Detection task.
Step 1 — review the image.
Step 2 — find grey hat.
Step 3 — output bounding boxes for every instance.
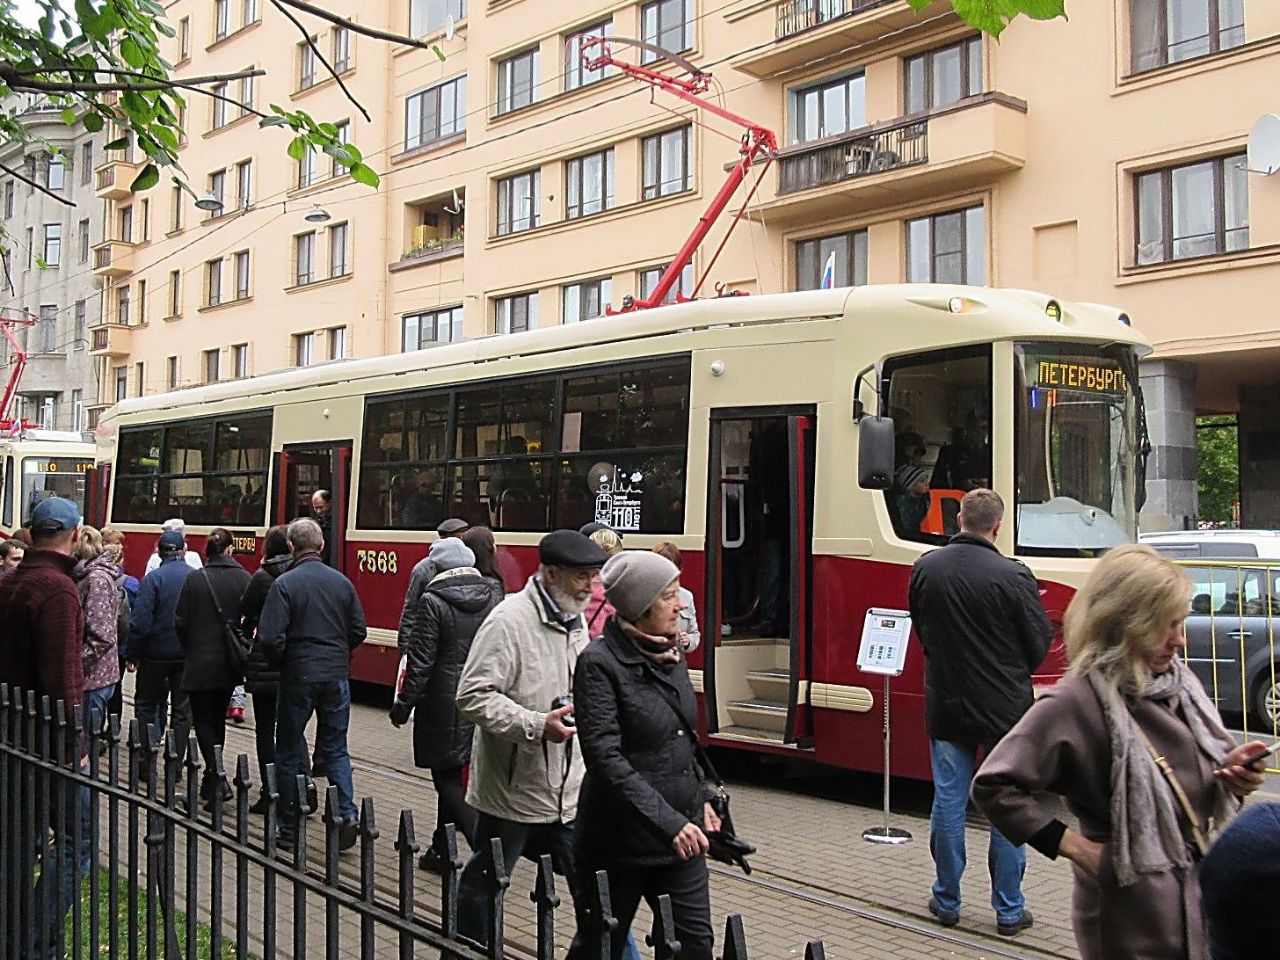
[436,517,470,537]
[430,536,475,572]
[601,551,680,622]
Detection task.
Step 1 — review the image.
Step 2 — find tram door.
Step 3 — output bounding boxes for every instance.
[704,409,815,747]
[273,442,352,573]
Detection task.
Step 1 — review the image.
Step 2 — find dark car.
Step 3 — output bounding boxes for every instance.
[1181,561,1280,731]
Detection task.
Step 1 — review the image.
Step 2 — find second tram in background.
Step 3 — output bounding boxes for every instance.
[0,429,95,539]
[91,284,1148,779]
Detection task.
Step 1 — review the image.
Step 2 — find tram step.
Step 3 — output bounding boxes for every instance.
[715,725,787,746]
[745,668,790,700]
[726,698,788,733]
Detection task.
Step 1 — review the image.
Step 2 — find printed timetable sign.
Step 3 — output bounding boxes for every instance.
[856,609,912,676]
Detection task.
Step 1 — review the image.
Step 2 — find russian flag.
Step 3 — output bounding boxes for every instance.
[820,251,837,289]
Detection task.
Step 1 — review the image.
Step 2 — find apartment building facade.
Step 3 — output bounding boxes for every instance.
[0,95,103,432]
[73,0,1280,530]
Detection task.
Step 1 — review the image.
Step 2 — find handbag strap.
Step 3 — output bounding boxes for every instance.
[1133,722,1210,859]
[199,568,232,624]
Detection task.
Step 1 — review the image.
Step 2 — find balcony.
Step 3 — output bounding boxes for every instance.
[759,93,1027,223]
[95,159,144,200]
[735,0,952,78]
[89,323,132,357]
[24,351,67,384]
[91,239,137,279]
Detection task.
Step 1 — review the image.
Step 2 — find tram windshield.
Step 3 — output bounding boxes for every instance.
[20,456,92,526]
[1014,342,1142,556]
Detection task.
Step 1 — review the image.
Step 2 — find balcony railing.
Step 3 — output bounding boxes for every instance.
[776,0,896,39]
[778,116,928,194]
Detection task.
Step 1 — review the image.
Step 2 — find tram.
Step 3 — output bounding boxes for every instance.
[93,285,1148,778]
[0,430,95,538]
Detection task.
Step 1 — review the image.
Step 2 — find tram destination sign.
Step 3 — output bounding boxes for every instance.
[1029,357,1129,396]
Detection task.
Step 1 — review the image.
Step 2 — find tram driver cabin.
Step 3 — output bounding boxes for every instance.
[93,285,1148,779]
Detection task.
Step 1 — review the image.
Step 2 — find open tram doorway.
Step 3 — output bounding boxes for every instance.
[272,442,352,572]
[704,409,815,749]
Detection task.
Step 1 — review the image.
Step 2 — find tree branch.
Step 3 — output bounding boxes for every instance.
[276,0,443,54]
[270,0,371,122]
[0,66,271,121]
[0,65,265,88]
[0,161,75,207]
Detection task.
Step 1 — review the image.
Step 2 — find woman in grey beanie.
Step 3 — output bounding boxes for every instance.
[570,551,720,960]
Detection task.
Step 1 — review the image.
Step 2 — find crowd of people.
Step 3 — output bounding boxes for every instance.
[5,486,1280,960]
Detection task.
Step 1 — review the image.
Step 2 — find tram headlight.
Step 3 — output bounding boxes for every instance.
[1045,300,1063,322]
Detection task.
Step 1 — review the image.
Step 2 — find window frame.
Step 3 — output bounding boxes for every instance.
[904,36,983,114]
[562,277,613,323]
[46,156,65,191]
[298,37,318,90]
[905,205,986,285]
[233,249,251,300]
[214,0,230,40]
[329,221,350,278]
[641,126,693,200]
[405,75,467,151]
[496,169,540,235]
[795,229,869,290]
[409,0,466,38]
[232,343,249,378]
[639,262,695,304]
[1133,152,1248,266]
[641,0,692,63]
[42,223,61,267]
[295,231,316,285]
[205,257,223,306]
[1129,0,1246,74]
[791,71,867,144]
[565,148,615,220]
[331,26,351,72]
[496,47,539,115]
[564,19,614,91]
[204,349,220,383]
[78,219,90,263]
[402,305,465,351]
[495,292,538,334]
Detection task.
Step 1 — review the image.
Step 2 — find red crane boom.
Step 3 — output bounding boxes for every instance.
[579,36,778,313]
[0,312,35,434]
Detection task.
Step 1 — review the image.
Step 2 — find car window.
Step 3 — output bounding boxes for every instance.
[1183,565,1273,616]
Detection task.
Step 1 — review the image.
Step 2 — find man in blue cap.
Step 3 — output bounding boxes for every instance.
[0,496,91,960]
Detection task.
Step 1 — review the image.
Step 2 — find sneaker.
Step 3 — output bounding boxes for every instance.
[338,820,359,852]
[304,781,318,816]
[927,898,960,928]
[249,794,273,816]
[228,707,245,725]
[997,910,1034,937]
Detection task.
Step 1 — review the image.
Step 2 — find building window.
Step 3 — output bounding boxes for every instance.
[565,20,614,91]
[238,71,255,117]
[796,230,868,290]
[295,231,315,285]
[329,222,349,277]
[80,142,93,184]
[140,198,150,241]
[905,37,982,114]
[212,82,229,128]
[792,72,866,144]
[42,223,61,267]
[298,38,318,89]
[331,27,351,72]
[204,348,220,384]
[177,103,187,144]
[115,366,128,402]
[1136,153,1248,265]
[405,76,467,150]
[294,332,316,366]
[234,249,251,299]
[73,300,86,347]
[297,145,318,188]
[137,278,147,322]
[563,278,613,323]
[496,169,540,235]
[639,262,695,303]
[205,259,223,306]
[642,126,692,200]
[3,181,12,217]
[133,361,145,397]
[497,48,538,115]
[37,305,57,353]
[47,156,64,191]
[207,169,226,217]
[328,326,348,360]
[330,121,350,177]
[1130,0,1244,73]
[166,355,179,390]
[410,0,465,37]
[214,0,230,39]
[243,0,259,26]
[116,205,133,243]
[78,219,90,263]
[566,149,614,219]
[24,227,32,268]
[179,16,190,59]
[402,305,464,350]
[169,269,182,316]
[235,158,252,210]
[641,0,691,62]
[906,205,986,285]
[117,284,131,324]
[495,292,538,334]
[71,389,84,431]
[233,343,249,378]
[171,185,184,231]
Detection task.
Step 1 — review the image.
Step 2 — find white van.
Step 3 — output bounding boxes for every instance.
[1139,529,1280,560]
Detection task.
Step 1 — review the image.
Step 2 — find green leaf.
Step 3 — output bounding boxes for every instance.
[258,115,289,128]
[103,136,129,151]
[318,122,339,138]
[60,107,76,126]
[119,36,146,68]
[348,161,379,188]
[432,44,445,62]
[82,112,105,133]
[286,135,308,162]
[35,257,47,270]
[130,163,159,191]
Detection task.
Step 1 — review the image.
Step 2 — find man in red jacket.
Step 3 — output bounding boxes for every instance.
[0,496,91,960]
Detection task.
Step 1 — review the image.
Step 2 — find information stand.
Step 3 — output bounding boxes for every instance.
[856,608,913,845]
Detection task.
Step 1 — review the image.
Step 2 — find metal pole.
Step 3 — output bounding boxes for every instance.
[862,673,911,845]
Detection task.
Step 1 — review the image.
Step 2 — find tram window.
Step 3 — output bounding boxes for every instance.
[454,379,556,458]
[563,362,689,451]
[357,464,447,530]
[450,460,553,531]
[881,346,991,543]
[2,455,13,527]
[557,453,686,534]
[115,477,160,523]
[164,420,215,473]
[364,394,449,463]
[214,414,272,472]
[118,427,163,475]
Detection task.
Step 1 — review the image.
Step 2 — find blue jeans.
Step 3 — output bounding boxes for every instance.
[276,679,356,835]
[32,763,93,960]
[929,740,1026,924]
[85,683,116,738]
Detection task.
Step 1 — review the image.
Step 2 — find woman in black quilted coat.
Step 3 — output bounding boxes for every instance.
[390,536,500,871]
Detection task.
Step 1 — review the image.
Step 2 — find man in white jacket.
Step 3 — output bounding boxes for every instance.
[144,518,203,575]
[454,529,606,950]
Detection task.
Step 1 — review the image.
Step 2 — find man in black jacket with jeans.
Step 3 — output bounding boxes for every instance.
[258,517,367,849]
[908,488,1051,938]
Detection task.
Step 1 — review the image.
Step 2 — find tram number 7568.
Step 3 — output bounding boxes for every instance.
[356,549,399,575]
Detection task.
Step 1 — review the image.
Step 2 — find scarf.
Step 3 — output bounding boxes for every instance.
[617,618,681,671]
[1090,659,1237,889]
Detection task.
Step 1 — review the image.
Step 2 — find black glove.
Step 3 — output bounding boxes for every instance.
[389,699,412,727]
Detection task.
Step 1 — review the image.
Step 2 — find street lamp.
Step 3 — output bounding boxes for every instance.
[194,192,224,212]
[304,204,331,223]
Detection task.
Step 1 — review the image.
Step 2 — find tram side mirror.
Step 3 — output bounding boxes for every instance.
[858,416,895,490]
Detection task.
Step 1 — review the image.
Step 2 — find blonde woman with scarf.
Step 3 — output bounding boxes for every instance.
[973,544,1266,959]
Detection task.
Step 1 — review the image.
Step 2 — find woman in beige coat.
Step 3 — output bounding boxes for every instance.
[973,544,1266,960]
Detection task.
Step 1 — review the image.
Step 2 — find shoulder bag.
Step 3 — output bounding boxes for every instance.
[201,569,253,674]
[1133,723,1210,860]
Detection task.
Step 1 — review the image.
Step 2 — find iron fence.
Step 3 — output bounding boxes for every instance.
[777,118,928,195]
[0,684,831,960]
[774,0,895,40]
